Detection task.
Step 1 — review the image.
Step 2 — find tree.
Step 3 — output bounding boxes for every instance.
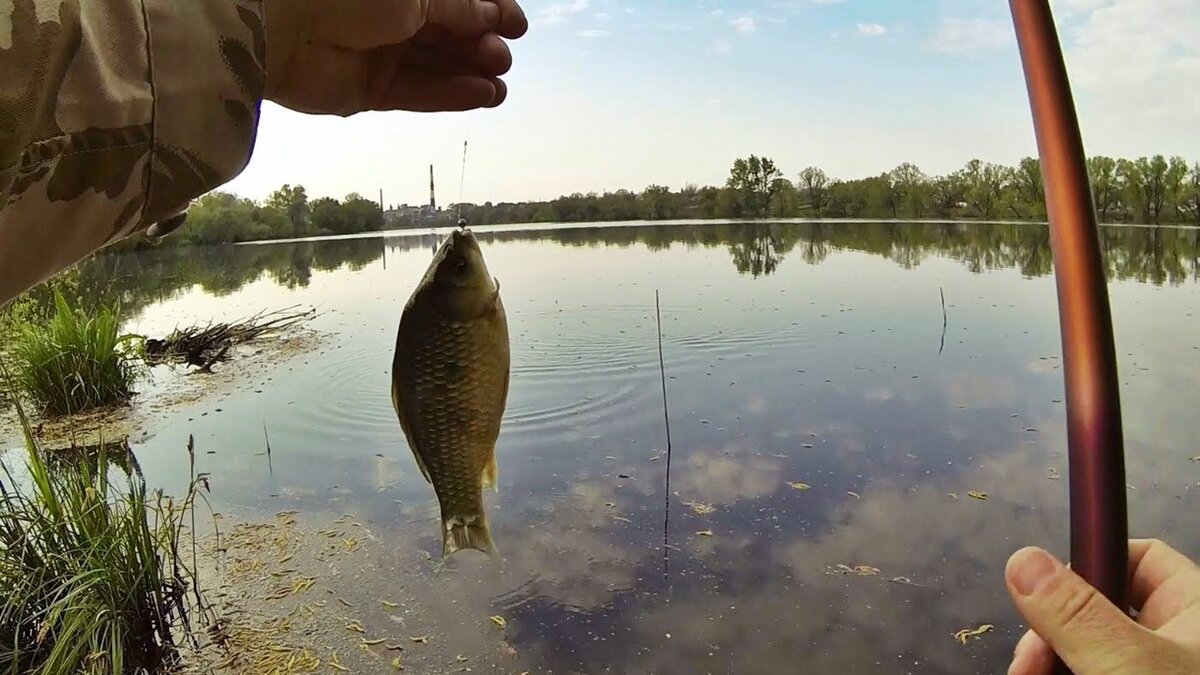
[768,178,800,217]
[889,163,928,218]
[930,173,967,218]
[1012,157,1045,219]
[1144,155,1170,223]
[726,155,782,217]
[1087,156,1119,222]
[1117,158,1146,223]
[1182,163,1200,227]
[265,184,310,236]
[310,197,346,234]
[865,174,900,218]
[798,166,829,216]
[640,184,679,220]
[1165,156,1190,223]
[962,159,1009,219]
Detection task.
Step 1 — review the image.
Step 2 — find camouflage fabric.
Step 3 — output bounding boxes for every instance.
[0,0,265,304]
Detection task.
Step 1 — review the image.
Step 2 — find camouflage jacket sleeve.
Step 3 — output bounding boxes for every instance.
[0,0,265,305]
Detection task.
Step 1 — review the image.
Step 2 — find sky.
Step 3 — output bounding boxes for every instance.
[224,0,1200,207]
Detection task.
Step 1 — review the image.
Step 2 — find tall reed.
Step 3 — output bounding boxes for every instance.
[9,290,141,416]
[0,378,206,674]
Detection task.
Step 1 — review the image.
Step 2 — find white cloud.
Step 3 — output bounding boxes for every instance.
[576,28,610,38]
[731,16,758,33]
[1065,0,1199,87]
[535,0,591,27]
[856,22,888,37]
[1058,0,1200,131]
[930,18,1012,54]
[768,17,787,25]
[595,11,610,20]
[709,8,726,17]
[661,23,694,32]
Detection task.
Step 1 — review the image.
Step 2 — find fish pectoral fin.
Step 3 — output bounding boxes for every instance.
[481,454,498,492]
[485,279,501,313]
[442,513,497,558]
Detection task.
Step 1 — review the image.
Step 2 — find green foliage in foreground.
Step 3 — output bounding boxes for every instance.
[9,291,141,417]
[0,395,205,674]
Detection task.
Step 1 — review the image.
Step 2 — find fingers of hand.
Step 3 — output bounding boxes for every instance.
[1006,547,1149,673]
[409,28,513,77]
[487,0,530,38]
[1008,630,1054,675]
[1128,538,1200,630]
[428,0,528,38]
[375,73,505,112]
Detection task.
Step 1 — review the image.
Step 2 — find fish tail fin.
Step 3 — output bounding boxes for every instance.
[442,512,498,558]
[482,454,498,492]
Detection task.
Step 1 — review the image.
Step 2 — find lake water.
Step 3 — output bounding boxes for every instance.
[22,221,1200,673]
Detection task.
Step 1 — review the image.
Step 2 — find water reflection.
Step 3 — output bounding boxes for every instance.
[21,221,1200,673]
[57,222,1200,322]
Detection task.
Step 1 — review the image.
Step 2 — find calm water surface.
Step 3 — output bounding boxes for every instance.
[34,222,1200,672]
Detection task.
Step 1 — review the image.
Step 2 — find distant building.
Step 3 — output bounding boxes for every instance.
[381,165,445,228]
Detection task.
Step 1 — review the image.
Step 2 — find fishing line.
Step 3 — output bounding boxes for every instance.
[457,140,468,228]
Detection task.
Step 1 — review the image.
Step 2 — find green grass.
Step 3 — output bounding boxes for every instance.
[0,378,208,674]
[9,290,142,417]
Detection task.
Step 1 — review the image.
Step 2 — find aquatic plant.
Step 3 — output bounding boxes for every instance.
[9,289,142,416]
[0,387,207,674]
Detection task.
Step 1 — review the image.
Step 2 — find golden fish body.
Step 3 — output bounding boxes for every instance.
[391,228,509,557]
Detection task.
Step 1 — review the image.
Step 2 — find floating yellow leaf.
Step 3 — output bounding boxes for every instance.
[968,491,988,501]
[490,615,507,628]
[947,492,959,499]
[696,529,714,536]
[392,656,404,670]
[361,638,386,646]
[345,620,364,633]
[846,491,861,499]
[337,598,353,607]
[381,600,400,608]
[683,500,716,515]
[953,624,994,644]
[786,482,811,491]
[409,635,429,644]
[456,655,468,662]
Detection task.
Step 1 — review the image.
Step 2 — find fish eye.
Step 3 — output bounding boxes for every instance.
[454,257,467,274]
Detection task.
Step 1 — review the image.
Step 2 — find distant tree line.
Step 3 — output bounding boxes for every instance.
[456,154,1200,227]
[157,186,384,246]
[139,154,1200,249]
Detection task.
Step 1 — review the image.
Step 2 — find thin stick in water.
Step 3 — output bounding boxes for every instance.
[263,421,274,476]
[939,286,948,357]
[656,290,674,581]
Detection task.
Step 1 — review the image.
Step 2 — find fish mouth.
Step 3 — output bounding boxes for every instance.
[448,228,480,254]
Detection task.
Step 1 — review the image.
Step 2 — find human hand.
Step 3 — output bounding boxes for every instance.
[263,0,528,115]
[1006,539,1200,674]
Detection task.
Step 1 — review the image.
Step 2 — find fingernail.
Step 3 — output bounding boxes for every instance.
[1007,547,1061,597]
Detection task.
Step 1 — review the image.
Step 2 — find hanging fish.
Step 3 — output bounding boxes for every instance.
[391,228,510,557]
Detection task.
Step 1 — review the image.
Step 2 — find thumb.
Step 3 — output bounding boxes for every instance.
[1006,547,1148,673]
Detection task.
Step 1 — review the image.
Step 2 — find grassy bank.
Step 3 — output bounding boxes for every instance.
[0,390,207,674]
[6,290,141,417]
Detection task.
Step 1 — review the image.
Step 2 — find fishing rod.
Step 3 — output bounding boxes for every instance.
[1009,2,1129,674]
